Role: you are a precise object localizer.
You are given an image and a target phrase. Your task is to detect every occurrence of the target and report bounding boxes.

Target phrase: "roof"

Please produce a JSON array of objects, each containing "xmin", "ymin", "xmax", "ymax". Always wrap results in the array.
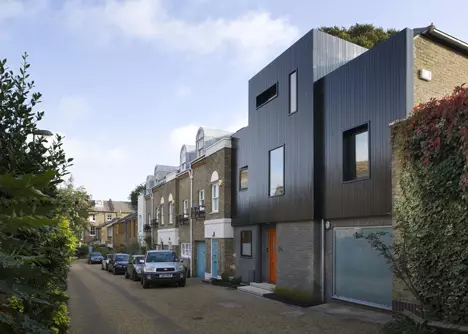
[
  {"xmin": 182, "ymin": 144, "xmax": 196, "ymax": 152},
  {"xmin": 199, "ymin": 127, "xmax": 232, "ymax": 139},
  {"xmin": 413, "ymin": 24, "xmax": 468, "ymax": 56},
  {"xmin": 90, "ymin": 199, "xmax": 133, "ymax": 213},
  {"xmin": 108, "ymin": 212, "xmax": 137, "ymax": 227},
  {"xmin": 97, "ymin": 217, "xmax": 119, "ymax": 229}
]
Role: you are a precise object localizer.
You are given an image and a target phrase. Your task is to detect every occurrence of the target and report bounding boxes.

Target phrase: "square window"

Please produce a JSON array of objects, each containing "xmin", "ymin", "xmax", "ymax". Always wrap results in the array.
[
  {"xmin": 240, "ymin": 231, "xmax": 252, "ymax": 257},
  {"xmin": 269, "ymin": 146, "xmax": 285, "ymax": 197},
  {"xmin": 289, "ymin": 71, "xmax": 297, "ymax": 114},
  {"xmin": 107, "ymin": 214, "xmax": 112, "ymax": 221},
  {"xmin": 211, "ymin": 183, "xmax": 219, "ymax": 212},
  {"xmin": 240, "ymin": 167, "xmax": 248, "ymax": 190},
  {"xmin": 343, "ymin": 124, "xmax": 370, "ymax": 182}
]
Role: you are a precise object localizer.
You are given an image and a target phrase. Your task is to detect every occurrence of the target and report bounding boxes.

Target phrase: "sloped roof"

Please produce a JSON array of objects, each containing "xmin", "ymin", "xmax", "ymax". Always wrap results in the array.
[
  {"xmin": 413, "ymin": 24, "xmax": 468, "ymax": 56},
  {"xmin": 202, "ymin": 128, "xmax": 232, "ymax": 139},
  {"xmin": 90, "ymin": 199, "xmax": 133, "ymax": 213}
]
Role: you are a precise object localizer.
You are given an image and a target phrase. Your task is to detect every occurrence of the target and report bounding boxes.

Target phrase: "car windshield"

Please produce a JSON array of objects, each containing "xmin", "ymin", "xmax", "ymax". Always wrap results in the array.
[
  {"xmin": 115, "ymin": 254, "xmax": 129, "ymax": 262},
  {"xmin": 146, "ymin": 252, "xmax": 178, "ymax": 263},
  {"xmin": 90, "ymin": 252, "xmax": 102, "ymax": 256},
  {"xmin": 134, "ymin": 256, "xmax": 144, "ymax": 263}
]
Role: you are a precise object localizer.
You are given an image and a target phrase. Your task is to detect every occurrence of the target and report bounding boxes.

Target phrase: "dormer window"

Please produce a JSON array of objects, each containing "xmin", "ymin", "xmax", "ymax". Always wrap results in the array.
[
  {"xmin": 196, "ymin": 129, "xmax": 204, "ymax": 157},
  {"xmin": 180, "ymin": 146, "xmax": 187, "ymax": 171}
]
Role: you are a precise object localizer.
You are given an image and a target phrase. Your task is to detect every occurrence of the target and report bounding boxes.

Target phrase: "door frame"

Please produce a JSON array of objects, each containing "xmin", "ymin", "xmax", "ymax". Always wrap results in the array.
[
  {"xmin": 196, "ymin": 241, "xmax": 206, "ymax": 278},
  {"xmin": 211, "ymin": 239, "xmax": 218, "ymax": 279},
  {"xmin": 268, "ymin": 228, "xmax": 277, "ymax": 283}
]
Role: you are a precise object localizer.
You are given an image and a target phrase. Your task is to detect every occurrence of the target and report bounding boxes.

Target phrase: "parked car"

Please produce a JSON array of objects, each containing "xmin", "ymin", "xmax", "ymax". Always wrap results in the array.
[
  {"xmin": 108, "ymin": 253, "xmax": 130, "ymax": 275},
  {"xmin": 88, "ymin": 252, "xmax": 103, "ymax": 264},
  {"xmin": 125, "ymin": 255, "xmax": 145, "ymax": 281},
  {"xmin": 101, "ymin": 254, "xmax": 111, "ymax": 270},
  {"xmin": 140, "ymin": 250, "xmax": 186, "ymax": 289}
]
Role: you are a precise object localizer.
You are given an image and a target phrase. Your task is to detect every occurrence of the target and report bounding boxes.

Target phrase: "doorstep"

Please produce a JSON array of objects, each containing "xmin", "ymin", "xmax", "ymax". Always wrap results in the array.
[{"xmin": 238, "ymin": 282, "xmax": 275, "ymax": 297}]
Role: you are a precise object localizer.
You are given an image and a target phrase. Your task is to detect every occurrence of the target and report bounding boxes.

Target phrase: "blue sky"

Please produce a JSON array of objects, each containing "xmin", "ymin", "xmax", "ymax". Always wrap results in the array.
[{"xmin": 1, "ymin": 0, "xmax": 467, "ymax": 200}]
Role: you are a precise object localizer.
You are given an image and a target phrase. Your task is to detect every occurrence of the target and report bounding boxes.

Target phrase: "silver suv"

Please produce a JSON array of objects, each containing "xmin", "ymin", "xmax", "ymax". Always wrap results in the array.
[{"xmin": 141, "ymin": 250, "xmax": 186, "ymax": 289}]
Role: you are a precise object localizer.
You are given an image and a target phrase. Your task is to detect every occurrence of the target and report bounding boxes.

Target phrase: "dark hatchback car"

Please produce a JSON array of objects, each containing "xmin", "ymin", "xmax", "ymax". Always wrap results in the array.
[
  {"xmin": 108, "ymin": 253, "xmax": 130, "ymax": 275},
  {"xmin": 125, "ymin": 255, "xmax": 145, "ymax": 281},
  {"xmin": 88, "ymin": 252, "xmax": 103, "ymax": 264}
]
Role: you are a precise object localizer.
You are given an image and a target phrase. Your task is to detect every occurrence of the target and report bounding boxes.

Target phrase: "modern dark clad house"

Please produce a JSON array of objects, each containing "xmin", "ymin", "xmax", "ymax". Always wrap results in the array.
[{"xmin": 232, "ymin": 26, "xmax": 468, "ymax": 310}]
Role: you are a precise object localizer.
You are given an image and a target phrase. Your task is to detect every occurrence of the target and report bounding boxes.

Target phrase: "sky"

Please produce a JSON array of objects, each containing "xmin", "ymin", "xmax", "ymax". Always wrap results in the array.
[{"xmin": 1, "ymin": 0, "xmax": 467, "ymax": 201}]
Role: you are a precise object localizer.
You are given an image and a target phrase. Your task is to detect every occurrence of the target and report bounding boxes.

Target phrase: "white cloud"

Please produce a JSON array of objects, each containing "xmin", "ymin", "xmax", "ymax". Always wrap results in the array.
[
  {"xmin": 56, "ymin": 96, "xmax": 91, "ymax": 123},
  {"xmin": 60, "ymin": 0, "xmax": 299, "ymax": 69},
  {"xmin": 226, "ymin": 113, "xmax": 248, "ymax": 133},
  {"xmin": 169, "ymin": 124, "xmax": 199, "ymax": 151}
]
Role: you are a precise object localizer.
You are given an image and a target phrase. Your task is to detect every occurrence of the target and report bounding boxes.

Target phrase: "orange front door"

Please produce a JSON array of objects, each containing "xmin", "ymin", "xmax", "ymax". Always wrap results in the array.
[{"xmin": 268, "ymin": 229, "xmax": 277, "ymax": 283}]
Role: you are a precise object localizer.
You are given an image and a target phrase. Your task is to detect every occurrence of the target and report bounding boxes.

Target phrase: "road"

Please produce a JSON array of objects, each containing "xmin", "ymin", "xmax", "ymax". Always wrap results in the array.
[{"xmin": 68, "ymin": 260, "xmax": 381, "ymax": 334}]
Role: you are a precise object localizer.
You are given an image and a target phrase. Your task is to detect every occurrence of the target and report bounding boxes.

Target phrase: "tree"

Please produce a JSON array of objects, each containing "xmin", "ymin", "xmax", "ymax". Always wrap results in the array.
[
  {"xmin": 128, "ymin": 183, "xmax": 145, "ymax": 210},
  {"xmin": 0, "ymin": 54, "xmax": 76, "ymax": 333},
  {"xmin": 319, "ymin": 23, "xmax": 398, "ymax": 49},
  {"xmin": 55, "ymin": 175, "xmax": 92, "ymax": 235}
]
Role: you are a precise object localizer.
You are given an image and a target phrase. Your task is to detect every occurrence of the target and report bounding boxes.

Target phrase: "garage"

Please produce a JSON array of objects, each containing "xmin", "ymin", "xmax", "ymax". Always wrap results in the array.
[{"xmin": 333, "ymin": 226, "xmax": 393, "ymax": 309}]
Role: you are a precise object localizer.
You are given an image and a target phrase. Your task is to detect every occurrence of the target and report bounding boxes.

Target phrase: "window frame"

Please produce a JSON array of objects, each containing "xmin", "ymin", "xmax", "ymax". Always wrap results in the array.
[
  {"xmin": 181, "ymin": 242, "xmax": 192, "ymax": 258},
  {"xmin": 342, "ymin": 122, "xmax": 371, "ymax": 183},
  {"xmin": 239, "ymin": 167, "xmax": 248, "ymax": 191},
  {"xmin": 90, "ymin": 226, "xmax": 96, "ymax": 236},
  {"xmin": 106, "ymin": 214, "xmax": 112, "ymax": 221},
  {"xmin": 199, "ymin": 189, "xmax": 205, "ymax": 206},
  {"xmin": 160, "ymin": 205, "xmax": 164, "ymax": 225},
  {"xmin": 268, "ymin": 144, "xmax": 285, "ymax": 198},
  {"xmin": 289, "ymin": 70, "xmax": 298, "ymax": 115},
  {"xmin": 211, "ymin": 183, "xmax": 219, "ymax": 213},
  {"xmin": 196, "ymin": 130, "xmax": 204, "ymax": 157},
  {"xmin": 240, "ymin": 230, "xmax": 253, "ymax": 258},
  {"xmin": 183, "ymin": 199, "xmax": 189, "ymax": 216},
  {"xmin": 169, "ymin": 202, "xmax": 174, "ymax": 224},
  {"xmin": 256, "ymin": 82, "xmax": 278, "ymax": 109},
  {"xmin": 180, "ymin": 147, "xmax": 187, "ymax": 171}
]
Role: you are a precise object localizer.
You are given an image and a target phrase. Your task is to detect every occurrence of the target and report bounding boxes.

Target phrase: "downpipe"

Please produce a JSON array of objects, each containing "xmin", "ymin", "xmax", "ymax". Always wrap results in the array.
[
  {"xmin": 321, "ymin": 219, "xmax": 325, "ymax": 303},
  {"xmin": 189, "ymin": 169, "xmax": 194, "ymax": 277}
]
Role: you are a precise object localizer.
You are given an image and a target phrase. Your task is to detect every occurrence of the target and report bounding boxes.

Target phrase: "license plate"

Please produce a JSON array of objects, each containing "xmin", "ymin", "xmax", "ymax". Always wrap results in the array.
[{"xmin": 159, "ymin": 274, "xmax": 172, "ymax": 278}]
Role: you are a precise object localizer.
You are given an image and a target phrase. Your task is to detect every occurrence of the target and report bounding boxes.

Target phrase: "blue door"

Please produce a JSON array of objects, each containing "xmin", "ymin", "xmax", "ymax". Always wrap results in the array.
[
  {"xmin": 196, "ymin": 242, "xmax": 206, "ymax": 278},
  {"xmin": 211, "ymin": 239, "xmax": 218, "ymax": 278}
]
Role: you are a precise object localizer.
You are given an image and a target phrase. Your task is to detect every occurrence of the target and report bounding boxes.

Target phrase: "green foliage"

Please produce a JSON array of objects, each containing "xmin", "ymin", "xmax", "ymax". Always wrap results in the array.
[
  {"xmin": 319, "ymin": 23, "xmax": 398, "ymax": 48},
  {"xmin": 55, "ymin": 176, "xmax": 92, "ymax": 235},
  {"xmin": 382, "ymin": 316, "xmax": 435, "ymax": 334},
  {"xmin": 0, "ymin": 54, "xmax": 78, "ymax": 333},
  {"xmin": 76, "ymin": 245, "xmax": 89, "ymax": 258},
  {"xmin": 273, "ymin": 286, "xmax": 316, "ymax": 303},
  {"xmin": 128, "ymin": 183, "xmax": 145, "ymax": 210},
  {"xmin": 361, "ymin": 87, "xmax": 468, "ymax": 325}
]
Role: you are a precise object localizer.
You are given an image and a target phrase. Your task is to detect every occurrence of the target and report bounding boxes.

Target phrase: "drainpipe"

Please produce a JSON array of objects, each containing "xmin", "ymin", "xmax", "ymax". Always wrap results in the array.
[
  {"xmin": 188, "ymin": 168, "xmax": 194, "ymax": 277},
  {"xmin": 321, "ymin": 219, "xmax": 325, "ymax": 303}
]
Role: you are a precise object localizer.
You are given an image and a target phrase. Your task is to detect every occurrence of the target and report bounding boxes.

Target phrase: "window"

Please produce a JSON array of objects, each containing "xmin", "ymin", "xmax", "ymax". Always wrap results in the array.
[
  {"xmin": 211, "ymin": 183, "xmax": 219, "ymax": 212},
  {"xmin": 90, "ymin": 226, "xmax": 96, "ymax": 236},
  {"xmin": 269, "ymin": 145, "xmax": 285, "ymax": 197},
  {"xmin": 181, "ymin": 243, "xmax": 192, "ymax": 258},
  {"xmin": 343, "ymin": 124, "xmax": 370, "ymax": 182},
  {"xmin": 180, "ymin": 146, "xmax": 187, "ymax": 171},
  {"xmin": 169, "ymin": 203, "xmax": 174, "ymax": 224},
  {"xmin": 256, "ymin": 83, "xmax": 278, "ymax": 108},
  {"xmin": 183, "ymin": 200, "xmax": 189, "ymax": 216},
  {"xmin": 107, "ymin": 214, "xmax": 112, "ymax": 221},
  {"xmin": 89, "ymin": 214, "xmax": 96, "ymax": 222},
  {"xmin": 240, "ymin": 231, "xmax": 252, "ymax": 257},
  {"xmin": 196, "ymin": 129, "xmax": 204, "ymax": 157},
  {"xmin": 107, "ymin": 228, "xmax": 112, "ymax": 238},
  {"xmin": 160, "ymin": 206, "xmax": 164, "ymax": 225},
  {"xmin": 289, "ymin": 71, "xmax": 297, "ymax": 114},
  {"xmin": 240, "ymin": 167, "xmax": 248, "ymax": 190},
  {"xmin": 199, "ymin": 190, "xmax": 205, "ymax": 206},
  {"xmin": 156, "ymin": 207, "xmax": 160, "ymax": 222}
]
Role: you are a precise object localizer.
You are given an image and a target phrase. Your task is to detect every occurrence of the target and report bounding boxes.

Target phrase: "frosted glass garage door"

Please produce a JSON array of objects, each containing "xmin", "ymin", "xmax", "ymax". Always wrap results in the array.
[{"xmin": 333, "ymin": 227, "xmax": 392, "ymax": 308}]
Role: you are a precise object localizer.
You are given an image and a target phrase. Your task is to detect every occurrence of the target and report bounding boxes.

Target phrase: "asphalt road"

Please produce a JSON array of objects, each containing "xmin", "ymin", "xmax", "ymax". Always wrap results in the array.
[{"xmin": 68, "ymin": 260, "xmax": 381, "ymax": 334}]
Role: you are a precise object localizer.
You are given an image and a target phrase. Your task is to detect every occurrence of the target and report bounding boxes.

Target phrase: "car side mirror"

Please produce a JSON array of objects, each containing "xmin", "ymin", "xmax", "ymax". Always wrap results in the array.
[{"xmin": 179, "ymin": 258, "xmax": 184, "ymax": 263}]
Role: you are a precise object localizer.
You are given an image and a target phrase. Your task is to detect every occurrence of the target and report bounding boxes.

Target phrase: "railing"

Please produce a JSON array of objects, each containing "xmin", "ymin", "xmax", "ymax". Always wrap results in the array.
[
  {"xmin": 143, "ymin": 224, "xmax": 151, "ymax": 232},
  {"xmin": 191, "ymin": 205, "xmax": 206, "ymax": 220},
  {"xmin": 151, "ymin": 219, "xmax": 159, "ymax": 228}
]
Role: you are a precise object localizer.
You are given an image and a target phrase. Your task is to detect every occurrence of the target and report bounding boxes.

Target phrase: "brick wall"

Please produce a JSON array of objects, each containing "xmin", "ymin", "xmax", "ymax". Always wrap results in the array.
[
  {"xmin": 205, "ymin": 148, "xmax": 232, "ymax": 220},
  {"xmin": 413, "ymin": 36, "xmax": 468, "ymax": 106},
  {"xmin": 177, "ymin": 174, "xmax": 190, "ymax": 243},
  {"xmin": 205, "ymin": 238, "xmax": 211, "ymax": 273},
  {"xmin": 192, "ymin": 159, "xmax": 208, "ymax": 241},
  {"xmin": 219, "ymin": 238, "xmax": 235, "ymax": 275},
  {"xmin": 276, "ymin": 221, "xmax": 321, "ymax": 296}
]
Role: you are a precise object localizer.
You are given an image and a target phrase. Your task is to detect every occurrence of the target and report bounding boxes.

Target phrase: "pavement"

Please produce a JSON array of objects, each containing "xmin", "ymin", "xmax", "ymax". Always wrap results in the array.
[{"xmin": 68, "ymin": 260, "xmax": 383, "ymax": 334}]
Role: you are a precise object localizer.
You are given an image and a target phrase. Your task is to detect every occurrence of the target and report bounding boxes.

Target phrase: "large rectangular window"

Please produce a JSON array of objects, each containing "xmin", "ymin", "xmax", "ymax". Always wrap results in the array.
[
  {"xmin": 343, "ymin": 124, "xmax": 370, "ymax": 182},
  {"xmin": 269, "ymin": 146, "xmax": 285, "ymax": 197},
  {"xmin": 240, "ymin": 231, "xmax": 252, "ymax": 257},
  {"xmin": 256, "ymin": 83, "xmax": 278, "ymax": 109},
  {"xmin": 90, "ymin": 226, "xmax": 96, "ymax": 236},
  {"xmin": 240, "ymin": 167, "xmax": 248, "ymax": 190},
  {"xmin": 183, "ymin": 199, "xmax": 189, "ymax": 216},
  {"xmin": 198, "ymin": 190, "xmax": 205, "ymax": 206},
  {"xmin": 169, "ymin": 203, "xmax": 174, "ymax": 224},
  {"xmin": 289, "ymin": 71, "xmax": 297, "ymax": 114},
  {"xmin": 211, "ymin": 183, "xmax": 219, "ymax": 212}
]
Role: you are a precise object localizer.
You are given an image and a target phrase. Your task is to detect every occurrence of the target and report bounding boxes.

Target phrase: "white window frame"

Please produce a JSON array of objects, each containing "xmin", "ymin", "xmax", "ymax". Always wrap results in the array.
[
  {"xmin": 180, "ymin": 146, "xmax": 187, "ymax": 171},
  {"xmin": 90, "ymin": 226, "xmax": 96, "ymax": 236},
  {"xmin": 196, "ymin": 129, "xmax": 204, "ymax": 157},
  {"xmin": 211, "ymin": 183, "xmax": 219, "ymax": 213},
  {"xmin": 199, "ymin": 189, "xmax": 205, "ymax": 206},
  {"xmin": 183, "ymin": 199, "xmax": 189, "ymax": 217},
  {"xmin": 181, "ymin": 242, "xmax": 192, "ymax": 258},
  {"xmin": 107, "ymin": 214, "xmax": 112, "ymax": 221},
  {"xmin": 156, "ymin": 207, "xmax": 160, "ymax": 223},
  {"xmin": 289, "ymin": 70, "xmax": 298, "ymax": 114},
  {"xmin": 160, "ymin": 205, "xmax": 164, "ymax": 225},
  {"xmin": 89, "ymin": 214, "xmax": 96, "ymax": 222},
  {"xmin": 107, "ymin": 228, "xmax": 112, "ymax": 238},
  {"xmin": 169, "ymin": 202, "xmax": 174, "ymax": 224}
]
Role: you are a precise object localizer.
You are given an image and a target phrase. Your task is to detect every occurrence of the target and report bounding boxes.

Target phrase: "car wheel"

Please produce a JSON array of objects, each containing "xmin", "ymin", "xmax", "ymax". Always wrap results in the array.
[
  {"xmin": 125, "ymin": 271, "xmax": 129, "ymax": 279},
  {"xmin": 132, "ymin": 271, "xmax": 138, "ymax": 281},
  {"xmin": 112, "ymin": 268, "xmax": 117, "ymax": 275},
  {"xmin": 179, "ymin": 278, "xmax": 187, "ymax": 287},
  {"xmin": 142, "ymin": 278, "xmax": 149, "ymax": 289}
]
